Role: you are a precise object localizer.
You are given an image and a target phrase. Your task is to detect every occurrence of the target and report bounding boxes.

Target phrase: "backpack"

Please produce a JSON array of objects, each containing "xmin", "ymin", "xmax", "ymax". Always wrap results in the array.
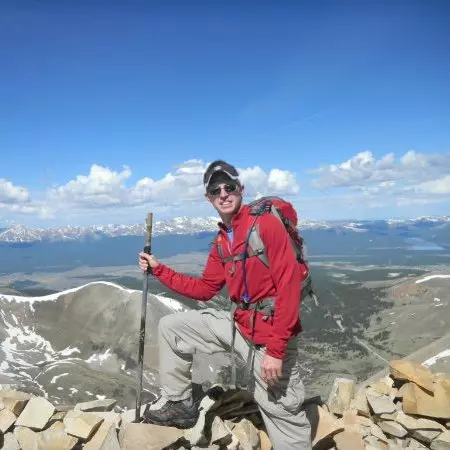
[{"xmin": 217, "ymin": 196, "xmax": 316, "ymax": 304}]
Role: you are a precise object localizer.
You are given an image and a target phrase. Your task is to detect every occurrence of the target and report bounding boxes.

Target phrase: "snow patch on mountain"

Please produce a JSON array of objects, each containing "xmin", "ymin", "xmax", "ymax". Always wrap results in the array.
[
  {"xmin": 0, "ymin": 280, "xmax": 185, "ymax": 313},
  {"xmin": 2, "ymin": 215, "xmax": 449, "ymax": 244},
  {"xmin": 416, "ymin": 274, "xmax": 450, "ymax": 284}
]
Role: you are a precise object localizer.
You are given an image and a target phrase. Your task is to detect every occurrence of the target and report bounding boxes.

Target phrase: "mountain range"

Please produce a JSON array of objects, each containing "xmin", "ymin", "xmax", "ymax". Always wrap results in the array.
[{"xmin": 1, "ymin": 215, "xmax": 449, "ymax": 244}]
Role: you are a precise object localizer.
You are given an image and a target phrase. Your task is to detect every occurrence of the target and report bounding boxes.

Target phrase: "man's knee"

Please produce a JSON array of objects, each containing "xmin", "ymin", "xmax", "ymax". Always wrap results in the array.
[{"xmin": 159, "ymin": 313, "xmax": 181, "ymax": 338}]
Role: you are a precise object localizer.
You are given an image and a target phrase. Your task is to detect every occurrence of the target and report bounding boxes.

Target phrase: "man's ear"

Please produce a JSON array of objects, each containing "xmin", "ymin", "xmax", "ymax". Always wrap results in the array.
[
  {"xmin": 240, "ymin": 184, "xmax": 245, "ymax": 195},
  {"xmin": 204, "ymin": 192, "xmax": 211, "ymax": 202}
]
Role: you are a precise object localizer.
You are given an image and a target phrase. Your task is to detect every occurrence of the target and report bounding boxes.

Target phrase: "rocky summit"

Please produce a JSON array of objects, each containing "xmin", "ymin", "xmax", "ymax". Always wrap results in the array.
[
  {"xmin": 1, "ymin": 358, "xmax": 449, "ymax": 449},
  {"xmin": 0, "ymin": 384, "xmax": 270, "ymax": 450}
]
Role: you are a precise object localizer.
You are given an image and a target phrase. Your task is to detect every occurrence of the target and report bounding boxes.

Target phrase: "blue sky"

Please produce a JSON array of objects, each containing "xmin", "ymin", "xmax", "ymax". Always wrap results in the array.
[{"xmin": 1, "ymin": 0, "xmax": 450, "ymax": 227}]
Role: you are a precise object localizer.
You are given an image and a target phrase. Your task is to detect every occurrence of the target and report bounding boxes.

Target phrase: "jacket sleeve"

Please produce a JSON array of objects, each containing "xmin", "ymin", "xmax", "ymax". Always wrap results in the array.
[
  {"xmin": 151, "ymin": 239, "xmax": 226, "ymax": 301},
  {"xmin": 258, "ymin": 214, "xmax": 302, "ymax": 359}
]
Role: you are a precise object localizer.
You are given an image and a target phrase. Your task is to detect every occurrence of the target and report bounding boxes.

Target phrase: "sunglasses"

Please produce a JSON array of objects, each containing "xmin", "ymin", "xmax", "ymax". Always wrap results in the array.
[{"xmin": 207, "ymin": 183, "xmax": 239, "ymax": 197}]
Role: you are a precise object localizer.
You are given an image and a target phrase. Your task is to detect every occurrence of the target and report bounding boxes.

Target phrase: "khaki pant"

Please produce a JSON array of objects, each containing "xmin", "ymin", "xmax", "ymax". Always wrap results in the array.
[{"xmin": 158, "ymin": 308, "xmax": 312, "ymax": 450}]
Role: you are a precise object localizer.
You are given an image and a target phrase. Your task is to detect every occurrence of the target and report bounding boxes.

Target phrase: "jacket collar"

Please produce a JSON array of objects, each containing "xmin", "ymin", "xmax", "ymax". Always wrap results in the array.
[{"xmin": 217, "ymin": 204, "xmax": 249, "ymax": 231}]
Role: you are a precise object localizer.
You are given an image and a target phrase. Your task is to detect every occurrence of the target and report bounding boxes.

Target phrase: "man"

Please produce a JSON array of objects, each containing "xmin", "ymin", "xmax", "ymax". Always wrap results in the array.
[{"xmin": 139, "ymin": 160, "xmax": 311, "ymax": 449}]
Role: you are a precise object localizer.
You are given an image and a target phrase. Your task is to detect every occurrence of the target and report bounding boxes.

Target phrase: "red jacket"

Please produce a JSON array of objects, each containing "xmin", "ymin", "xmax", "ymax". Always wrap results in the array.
[{"xmin": 152, "ymin": 205, "xmax": 307, "ymax": 359}]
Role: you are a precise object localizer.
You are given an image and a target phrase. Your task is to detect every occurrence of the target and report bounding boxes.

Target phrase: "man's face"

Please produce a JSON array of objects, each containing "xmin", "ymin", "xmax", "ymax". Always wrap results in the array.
[{"xmin": 206, "ymin": 182, "xmax": 243, "ymax": 216}]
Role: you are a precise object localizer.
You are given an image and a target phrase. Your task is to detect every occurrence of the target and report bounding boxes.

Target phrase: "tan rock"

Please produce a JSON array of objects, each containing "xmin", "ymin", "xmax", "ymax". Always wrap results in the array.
[
  {"xmin": 379, "ymin": 420, "xmax": 408, "ymax": 438},
  {"xmin": 405, "ymin": 437, "xmax": 428, "ymax": 448},
  {"xmin": 210, "ymin": 416, "xmax": 232, "ymax": 445},
  {"xmin": 184, "ymin": 394, "xmax": 217, "ymax": 446},
  {"xmin": 2, "ymin": 432, "xmax": 20, "ymax": 450},
  {"xmin": 372, "ymin": 377, "xmax": 394, "ymax": 396},
  {"xmin": 390, "ymin": 360, "xmax": 434, "ymax": 393},
  {"xmin": 327, "ymin": 378, "xmax": 355, "ymax": 415},
  {"xmin": 342, "ymin": 410, "xmax": 367, "ymax": 436},
  {"xmin": 370, "ymin": 423, "xmax": 388, "ymax": 443},
  {"xmin": 333, "ymin": 430, "xmax": 365, "ymax": 449},
  {"xmin": 16, "ymin": 397, "xmax": 55, "ymax": 430},
  {"xmin": 364, "ymin": 435, "xmax": 388, "ymax": 449},
  {"xmin": 365, "ymin": 445, "xmax": 384, "ymax": 450},
  {"xmin": 430, "ymin": 430, "xmax": 450, "ymax": 449},
  {"xmin": 411, "ymin": 429, "xmax": 442, "ymax": 445},
  {"xmin": 355, "ymin": 416, "xmax": 373, "ymax": 427},
  {"xmin": 86, "ymin": 412, "xmax": 121, "ymax": 429},
  {"xmin": 367, "ymin": 394, "xmax": 396, "ymax": 415},
  {"xmin": 39, "ymin": 421, "xmax": 79, "ymax": 449},
  {"xmin": 75, "ymin": 399, "xmax": 117, "ymax": 412},
  {"xmin": 84, "ymin": 421, "xmax": 120, "ymax": 450},
  {"xmin": 63, "ymin": 410, "xmax": 103, "ymax": 440},
  {"xmin": 118, "ymin": 423, "xmax": 184, "ymax": 450},
  {"xmin": 387, "ymin": 443, "xmax": 402, "ymax": 450},
  {"xmin": 366, "ymin": 387, "xmax": 384, "ymax": 398},
  {"xmin": 259, "ymin": 430, "xmax": 272, "ymax": 450},
  {"xmin": 231, "ymin": 418, "xmax": 260, "ymax": 450},
  {"xmin": 14, "ymin": 426, "xmax": 42, "ymax": 450},
  {"xmin": 55, "ymin": 404, "xmax": 75, "ymax": 412},
  {"xmin": 380, "ymin": 412, "xmax": 397, "ymax": 420},
  {"xmin": 395, "ymin": 410, "xmax": 445, "ymax": 431},
  {"xmin": 0, "ymin": 408, "xmax": 16, "ymax": 433},
  {"xmin": 49, "ymin": 411, "xmax": 67, "ymax": 423},
  {"xmin": 402, "ymin": 380, "xmax": 450, "ymax": 419},
  {"xmin": 119, "ymin": 405, "xmax": 147, "ymax": 424},
  {"xmin": 312, "ymin": 405, "xmax": 345, "ymax": 447},
  {"xmin": 350, "ymin": 390, "xmax": 370, "ymax": 417},
  {"xmin": 0, "ymin": 391, "xmax": 31, "ymax": 415}
]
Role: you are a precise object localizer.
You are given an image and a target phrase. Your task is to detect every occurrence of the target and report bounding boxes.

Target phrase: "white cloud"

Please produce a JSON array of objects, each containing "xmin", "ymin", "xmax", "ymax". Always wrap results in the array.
[
  {"xmin": 239, "ymin": 166, "xmax": 299, "ymax": 197},
  {"xmin": 0, "ymin": 179, "xmax": 29, "ymax": 203},
  {"xmin": 48, "ymin": 164, "xmax": 132, "ymax": 207},
  {"xmin": 2, "ymin": 160, "xmax": 299, "ymax": 225},
  {"xmin": 414, "ymin": 175, "xmax": 450, "ymax": 195},
  {"xmin": 312, "ymin": 150, "xmax": 450, "ymax": 189}
]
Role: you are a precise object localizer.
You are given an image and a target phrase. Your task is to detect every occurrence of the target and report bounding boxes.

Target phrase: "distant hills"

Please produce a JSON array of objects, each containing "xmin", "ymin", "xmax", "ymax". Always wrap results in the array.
[{"xmin": 1, "ymin": 215, "xmax": 449, "ymax": 244}]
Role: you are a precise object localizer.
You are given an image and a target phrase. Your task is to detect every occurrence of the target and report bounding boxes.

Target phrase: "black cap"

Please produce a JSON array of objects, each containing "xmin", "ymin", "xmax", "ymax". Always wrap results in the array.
[{"xmin": 203, "ymin": 160, "xmax": 240, "ymax": 189}]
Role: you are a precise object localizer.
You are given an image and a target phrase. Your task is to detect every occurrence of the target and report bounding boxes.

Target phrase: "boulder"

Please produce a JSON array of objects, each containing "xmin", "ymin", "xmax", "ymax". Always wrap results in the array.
[
  {"xmin": 184, "ymin": 394, "xmax": 217, "ymax": 446},
  {"xmin": 14, "ymin": 426, "xmax": 42, "ymax": 450},
  {"xmin": 402, "ymin": 380, "xmax": 450, "ymax": 419},
  {"xmin": 312, "ymin": 405, "xmax": 344, "ymax": 447},
  {"xmin": 350, "ymin": 389, "xmax": 371, "ymax": 417},
  {"xmin": 367, "ymin": 394, "xmax": 396, "ymax": 415},
  {"xmin": 327, "ymin": 378, "xmax": 355, "ymax": 415},
  {"xmin": 430, "ymin": 430, "xmax": 450, "ymax": 449},
  {"xmin": 2, "ymin": 432, "xmax": 20, "ymax": 450},
  {"xmin": 394, "ymin": 410, "xmax": 445, "ymax": 431},
  {"xmin": 86, "ymin": 411, "xmax": 121, "ymax": 429},
  {"xmin": 411, "ymin": 429, "xmax": 442, "ymax": 445},
  {"xmin": 120, "ymin": 405, "xmax": 147, "ymax": 424},
  {"xmin": 39, "ymin": 421, "xmax": 79, "ymax": 449},
  {"xmin": 372, "ymin": 377, "xmax": 395, "ymax": 396},
  {"xmin": 75, "ymin": 399, "xmax": 117, "ymax": 412},
  {"xmin": 379, "ymin": 420, "xmax": 408, "ymax": 438},
  {"xmin": 259, "ymin": 430, "xmax": 272, "ymax": 450},
  {"xmin": 333, "ymin": 430, "xmax": 365, "ymax": 450},
  {"xmin": 210, "ymin": 416, "xmax": 233, "ymax": 446},
  {"xmin": 16, "ymin": 397, "xmax": 55, "ymax": 430},
  {"xmin": 0, "ymin": 409, "xmax": 16, "ymax": 433},
  {"xmin": 390, "ymin": 361, "xmax": 434, "ymax": 393},
  {"xmin": 370, "ymin": 423, "xmax": 388, "ymax": 443},
  {"xmin": 0, "ymin": 391, "xmax": 31, "ymax": 416},
  {"xmin": 231, "ymin": 418, "xmax": 260, "ymax": 450},
  {"xmin": 405, "ymin": 437, "xmax": 428, "ymax": 448},
  {"xmin": 119, "ymin": 423, "xmax": 184, "ymax": 450},
  {"xmin": 63, "ymin": 410, "xmax": 104, "ymax": 440},
  {"xmin": 84, "ymin": 421, "xmax": 120, "ymax": 450}
]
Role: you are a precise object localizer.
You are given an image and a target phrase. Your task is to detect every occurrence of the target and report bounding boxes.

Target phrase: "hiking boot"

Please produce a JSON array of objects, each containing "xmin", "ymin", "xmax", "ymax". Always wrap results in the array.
[{"xmin": 142, "ymin": 397, "xmax": 199, "ymax": 429}]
